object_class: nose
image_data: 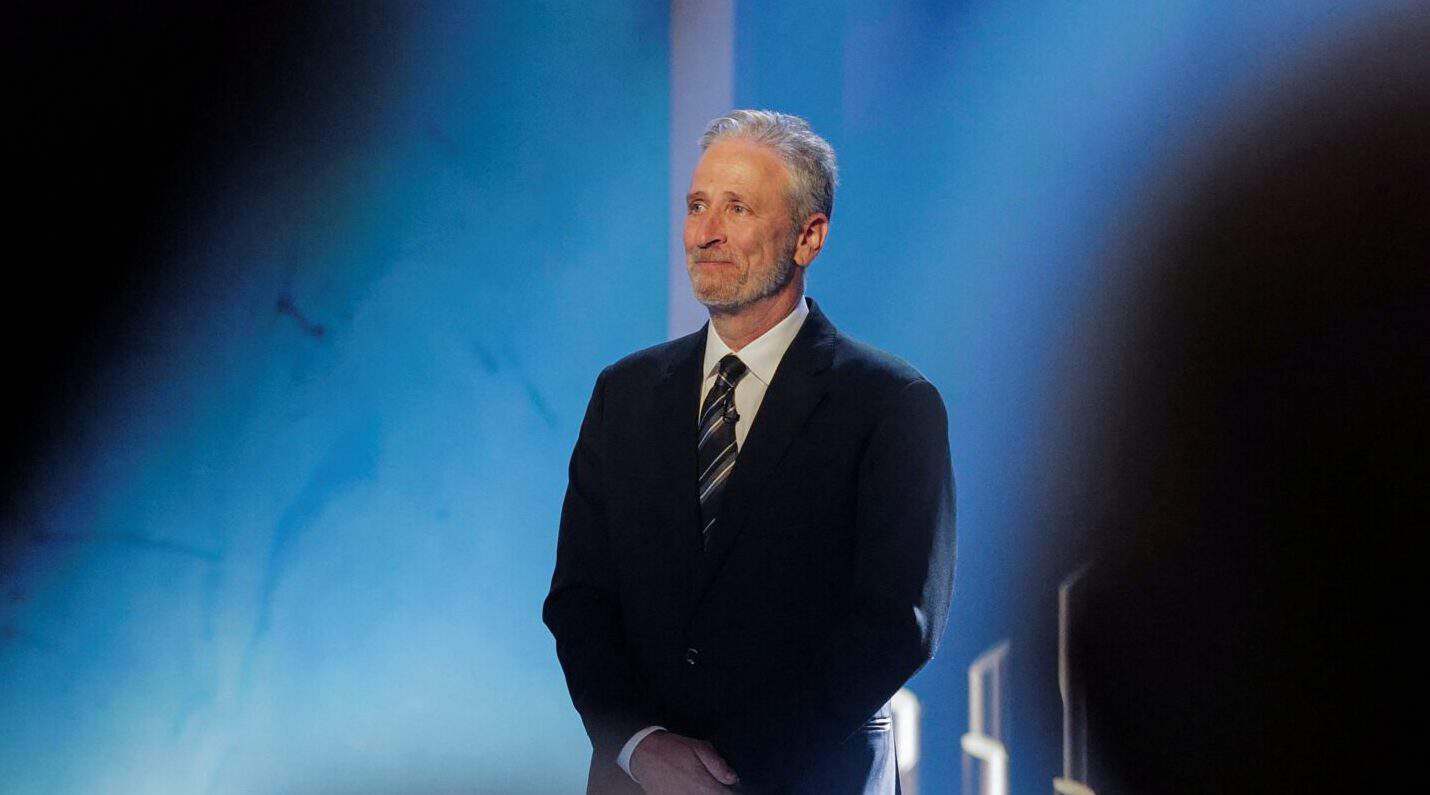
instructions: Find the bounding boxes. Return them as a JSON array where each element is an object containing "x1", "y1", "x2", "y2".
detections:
[{"x1": 693, "y1": 209, "x2": 725, "y2": 248}]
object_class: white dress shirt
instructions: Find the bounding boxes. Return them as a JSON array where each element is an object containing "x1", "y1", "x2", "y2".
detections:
[
  {"x1": 616, "y1": 296, "x2": 811, "y2": 781},
  {"x1": 697, "y1": 295, "x2": 810, "y2": 445}
]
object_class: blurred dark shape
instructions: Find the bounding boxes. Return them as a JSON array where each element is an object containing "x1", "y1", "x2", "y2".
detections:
[
  {"x1": 276, "y1": 293, "x2": 326, "y2": 337},
  {"x1": 3, "y1": 3, "x2": 393, "y2": 541},
  {"x1": 1074, "y1": 10, "x2": 1427, "y2": 793}
]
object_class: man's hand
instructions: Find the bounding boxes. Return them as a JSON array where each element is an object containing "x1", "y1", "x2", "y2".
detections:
[{"x1": 629, "y1": 729, "x2": 740, "y2": 794}]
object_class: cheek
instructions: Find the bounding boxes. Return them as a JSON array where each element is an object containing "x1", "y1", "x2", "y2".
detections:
[
  {"x1": 732, "y1": 231, "x2": 763, "y2": 262},
  {"x1": 746, "y1": 236, "x2": 776, "y2": 265},
  {"x1": 752, "y1": 224, "x2": 784, "y2": 257}
]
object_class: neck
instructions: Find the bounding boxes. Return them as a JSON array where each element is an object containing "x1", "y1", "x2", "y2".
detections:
[{"x1": 708, "y1": 282, "x2": 804, "y2": 352}]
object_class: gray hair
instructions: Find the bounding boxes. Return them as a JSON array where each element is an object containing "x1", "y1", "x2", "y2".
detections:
[{"x1": 700, "y1": 109, "x2": 839, "y2": 229}]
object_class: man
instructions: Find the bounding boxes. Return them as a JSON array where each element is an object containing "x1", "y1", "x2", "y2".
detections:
[{"x1": 543, "y1": 110, "x2": 955, "y2": 794}]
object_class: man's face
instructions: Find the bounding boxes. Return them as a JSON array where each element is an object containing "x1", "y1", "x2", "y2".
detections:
[{"x1": 684, "y1": 138, "x2": 801, "y2": 312}]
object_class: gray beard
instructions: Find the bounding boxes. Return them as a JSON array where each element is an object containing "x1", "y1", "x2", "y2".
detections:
[
  {"x1": 697, "y1": 254, "x2": 798, "y2": 313},
  {"x1": 694, "y1": 230, "x2": 801, "y2": 312}
]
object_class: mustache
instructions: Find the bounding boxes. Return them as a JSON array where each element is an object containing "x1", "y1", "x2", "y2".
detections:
[{"x1": 688, "y1": 252, "x2": 734, "y2": 263}]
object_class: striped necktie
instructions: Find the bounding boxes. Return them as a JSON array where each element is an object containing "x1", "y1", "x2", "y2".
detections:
[{"x1": 697, "y1": 354, "x2": 748, "y2": 548}]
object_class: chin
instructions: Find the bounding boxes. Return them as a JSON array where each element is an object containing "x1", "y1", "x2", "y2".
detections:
[
  {"x1": 689, "y1": 277, "x2": 741, "y2": 308},
  {"x1": 695, "y1": 294, "x2": 743, "y2": 312}
]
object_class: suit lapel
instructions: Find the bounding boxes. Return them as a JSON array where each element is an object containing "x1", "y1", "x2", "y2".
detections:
[
  {"x1": 689, "y1": 298, "x2": 839, "y2": 609},
  {"x1": 651, "y1": 325, "x2": 708, "y2": 564}
]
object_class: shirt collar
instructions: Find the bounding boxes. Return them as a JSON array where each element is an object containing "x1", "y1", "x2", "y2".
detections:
[{"x1": 702, "y1": 296, "x2": 811, "y2": 387}]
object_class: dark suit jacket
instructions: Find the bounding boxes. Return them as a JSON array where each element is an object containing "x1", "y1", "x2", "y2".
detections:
[{"x1": 543, "y1": 298, "x2": 955, "y2": 793}]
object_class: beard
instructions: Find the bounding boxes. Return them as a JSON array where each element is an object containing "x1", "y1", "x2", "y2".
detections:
[{"x1": 688, "y1": 235, "x2": 799, "y2": 313}]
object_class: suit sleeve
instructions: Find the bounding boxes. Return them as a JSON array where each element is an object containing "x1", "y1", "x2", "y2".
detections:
[
  {"x1": 709, "y1": 378, "x2": 956, "y2": 788},
  {"x1": 542, "y1": 368, "x2": 665, "y2": 765}
]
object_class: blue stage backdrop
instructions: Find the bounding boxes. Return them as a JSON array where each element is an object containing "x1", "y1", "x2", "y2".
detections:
[{"x1": 0, "y1": 1, "x2": 1411, "y2": 793}]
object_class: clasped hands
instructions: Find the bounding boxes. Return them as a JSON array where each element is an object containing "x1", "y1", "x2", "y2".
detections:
[{"x1": 630, "y1": 729, "x2": 741, "y2": 794}]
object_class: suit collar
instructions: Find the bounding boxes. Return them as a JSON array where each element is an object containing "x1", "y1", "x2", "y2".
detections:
[
  {"x1": 782, "y1": 296, "x2": 838, "y2": 376},
  {"x1": 659, "y1": 323, "x2": 708, "y2": 383}
]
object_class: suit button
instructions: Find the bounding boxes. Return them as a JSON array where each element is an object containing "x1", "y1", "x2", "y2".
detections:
[{"x1": 685, "y1": 647, "x2": 699, "y2": 666}]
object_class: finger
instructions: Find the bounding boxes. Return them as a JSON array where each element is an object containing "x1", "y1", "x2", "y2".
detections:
[
  {"x1": 691, "y1": 741, "x2": 740, "y2": 785},
  {"x1": 689, "y1": 770, "x2": 735, "y2": 795},
  {"x1": 671, "y1": 749, "x2": 732, "y2": 795}
]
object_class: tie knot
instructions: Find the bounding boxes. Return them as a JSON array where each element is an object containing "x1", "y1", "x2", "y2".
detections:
[{"x1": 717, "y1": 354, "x2": 748, "y2": 386}]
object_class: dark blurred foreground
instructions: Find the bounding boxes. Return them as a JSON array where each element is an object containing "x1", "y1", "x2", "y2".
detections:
[{"x1": 1072, "y1": 11, "x2": 1427, "y2": 792}]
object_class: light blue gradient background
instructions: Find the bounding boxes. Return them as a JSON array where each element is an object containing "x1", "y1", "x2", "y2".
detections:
[{"x1": 0, "y1": 2, "x2": 1406, "y2": 792}]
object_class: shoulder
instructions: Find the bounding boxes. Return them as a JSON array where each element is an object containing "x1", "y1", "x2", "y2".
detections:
[
  {"x1": 826, "y1": 332, "x2": 951, "y2": 448},
  {"x1": 829, "y1": 331, "x2": 940, "y2": 405},
  {"x1": 594, "y1": 327, "x2": 704, "y2": 389},
  {"x1": 802, "y1": 298, "x2": 938, "y2": 403}
]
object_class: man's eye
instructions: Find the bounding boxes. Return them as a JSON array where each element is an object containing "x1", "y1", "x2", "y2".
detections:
[
  {"x1": 730, "y1": 205, "x2": 749, "y2": 215},
  {"x1": 688, "y1": 202, "x2": 705, "y2": 214}
]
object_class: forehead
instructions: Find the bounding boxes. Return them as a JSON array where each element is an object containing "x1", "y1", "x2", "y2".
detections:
[{"x1": 689, "y1": 138, "x2": 791, "y2": 199}]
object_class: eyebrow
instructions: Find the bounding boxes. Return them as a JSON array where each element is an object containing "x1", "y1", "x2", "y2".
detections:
[{"x1": 686, "y1": 190, "x2": 748, "y2": 203}]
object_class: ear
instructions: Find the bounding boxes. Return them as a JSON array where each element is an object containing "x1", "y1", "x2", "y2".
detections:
[{"x1": 792, "y1": 213, "x2": 829, "y2": 267}]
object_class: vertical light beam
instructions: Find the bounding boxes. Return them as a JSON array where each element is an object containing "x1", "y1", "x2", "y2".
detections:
[{"x1": 668, "y1": 0, "x2": 734, "y2": 339}]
